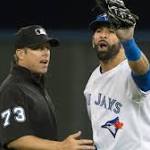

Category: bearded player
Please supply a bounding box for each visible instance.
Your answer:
[84,1,150,149]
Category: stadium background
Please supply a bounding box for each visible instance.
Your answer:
[0,0,149,140]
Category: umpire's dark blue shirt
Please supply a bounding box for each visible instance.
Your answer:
[0,65,57,148]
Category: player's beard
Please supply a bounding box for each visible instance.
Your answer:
[95,42,121,61]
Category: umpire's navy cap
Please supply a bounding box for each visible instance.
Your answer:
[89,13,111,31]
[15,25,60,49]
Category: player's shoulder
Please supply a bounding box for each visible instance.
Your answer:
[84,65,100,90]
[110,59,131,76]
[89,60,129,79]
[119,59,130,70]
[88,65,100,80]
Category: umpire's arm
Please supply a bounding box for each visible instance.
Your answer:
[7,132,95,150]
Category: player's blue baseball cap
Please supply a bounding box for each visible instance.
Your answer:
[89,13,111,31]
[15,25,60,49]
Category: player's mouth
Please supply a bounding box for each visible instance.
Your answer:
[97,41,108,50]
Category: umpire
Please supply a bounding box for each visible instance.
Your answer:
[0,25,95,150]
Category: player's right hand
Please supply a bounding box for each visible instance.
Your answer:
[61,131,95,150]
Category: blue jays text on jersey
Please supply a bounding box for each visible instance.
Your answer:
[86,92,123,114]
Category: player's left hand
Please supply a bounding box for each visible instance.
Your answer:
[115,26,135,41]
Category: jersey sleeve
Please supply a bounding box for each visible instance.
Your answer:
[127,74,150,102]
[84,77,92,119]
[0,84,34,147]
[84,91,91,119]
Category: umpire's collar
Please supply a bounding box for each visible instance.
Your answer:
[11,64,45,86]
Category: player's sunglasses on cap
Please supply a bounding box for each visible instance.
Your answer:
[15,25,60,49]
[89,13,111,31]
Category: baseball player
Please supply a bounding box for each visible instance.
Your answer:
[0,25,95,150]
[84,5,150,150]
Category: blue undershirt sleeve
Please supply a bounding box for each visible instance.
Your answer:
[132,70,150,91]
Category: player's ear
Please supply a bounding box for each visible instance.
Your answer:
[91,33,96,48]
[92,39,95,48]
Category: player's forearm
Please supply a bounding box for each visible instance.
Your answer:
[128,54,149,75]
[122,38,149,75]
[7,135,62,150]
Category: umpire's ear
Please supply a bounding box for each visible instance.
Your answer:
[15,48,26,61]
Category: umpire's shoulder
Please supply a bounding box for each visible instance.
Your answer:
[0,73,19,89]
[0,74,22,98]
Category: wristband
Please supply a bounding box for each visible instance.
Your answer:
[121,39,141,61]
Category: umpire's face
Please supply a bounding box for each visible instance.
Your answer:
[92,26,121,61]
[16,42,50,74]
